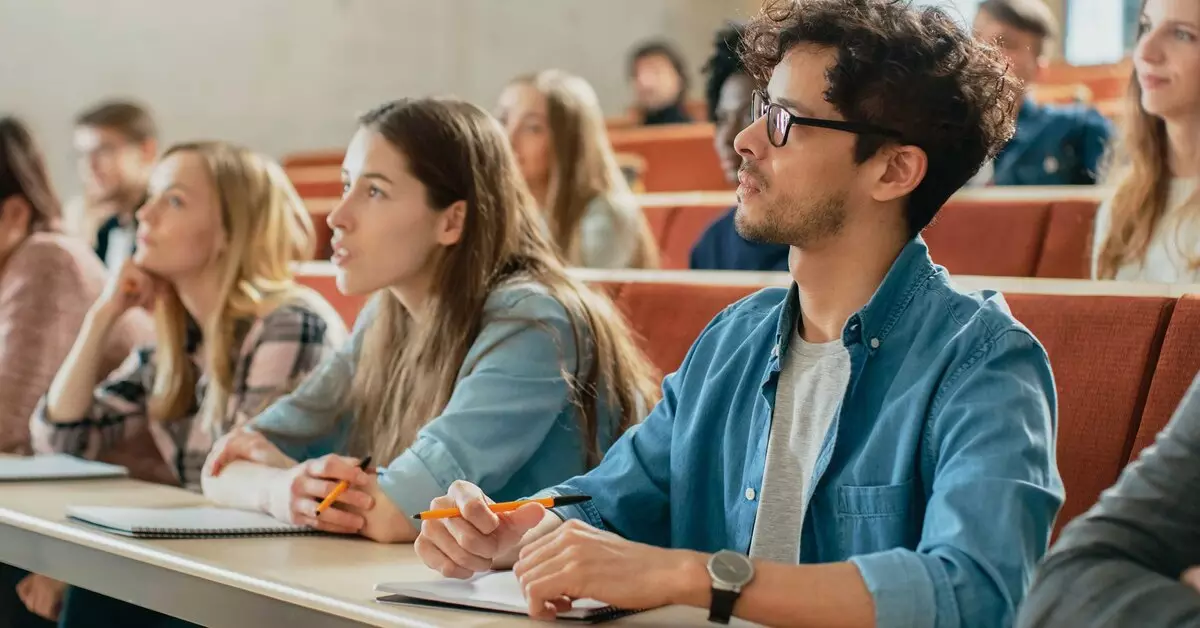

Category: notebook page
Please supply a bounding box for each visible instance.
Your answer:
[66,506,307,533]
[0,455,127,481]
[377,571,608,618]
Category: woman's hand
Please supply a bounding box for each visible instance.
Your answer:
[93,258,161,321]
[204,427,295,477]
[267,455,375,534]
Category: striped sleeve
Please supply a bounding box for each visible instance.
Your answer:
[29,347,156,459]
[225,304,340,430]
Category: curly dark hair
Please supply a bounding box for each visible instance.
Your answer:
[742,0,1020,236]
[703,22,747,122]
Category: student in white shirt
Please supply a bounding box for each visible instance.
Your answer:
[1093,0,1200,283]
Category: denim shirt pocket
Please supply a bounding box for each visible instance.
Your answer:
[836,479,920,555]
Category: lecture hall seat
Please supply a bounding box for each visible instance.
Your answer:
[1005,293,1176,535]
[922,200,1053,278]
[607,280,760,375]
[1035,200,1100,279]
[1130,294,1200,458]
[657,205,730,270]
[608,124,730,193]
[641,205,677,255]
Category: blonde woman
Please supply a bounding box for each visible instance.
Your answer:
[202,98,660,545]
[497,70,659,269]
[1093,0,1200,282]
[32,142,347,486]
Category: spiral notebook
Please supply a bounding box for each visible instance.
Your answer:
[375,571,638,623]
[66,506,319,539]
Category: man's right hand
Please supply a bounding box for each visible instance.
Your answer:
[414,480,548,579]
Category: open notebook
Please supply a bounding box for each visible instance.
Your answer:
[0,454,127,481]
[375,571,639,623]
[66,506,320,539]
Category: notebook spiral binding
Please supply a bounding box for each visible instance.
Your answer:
[125,527,326,539]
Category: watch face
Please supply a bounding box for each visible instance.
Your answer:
[709,550,754,587]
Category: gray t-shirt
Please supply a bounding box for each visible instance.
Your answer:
[748,327,850,563]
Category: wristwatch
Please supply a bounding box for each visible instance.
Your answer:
[707,550,754,624]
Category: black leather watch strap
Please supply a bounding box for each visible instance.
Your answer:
[708,587,739,624]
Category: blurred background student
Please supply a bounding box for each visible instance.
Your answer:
[498,70,659,269]
[69,101,158,268]
[629,40,693,126]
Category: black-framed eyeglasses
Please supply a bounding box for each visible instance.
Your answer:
[752,91,903,148]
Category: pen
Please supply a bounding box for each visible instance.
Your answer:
[314,456,372,516]
[411,495,592,521]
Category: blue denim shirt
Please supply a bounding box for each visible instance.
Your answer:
[993,97,1112,186]
[545,238,1064,628]
[250,282,618,519]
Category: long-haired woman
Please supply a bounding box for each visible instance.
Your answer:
[1093,0,1200,282]
[497,70,659,269]
[202,98,660,544]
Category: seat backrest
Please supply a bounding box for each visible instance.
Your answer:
[613,281,761,375]
[1034,200,1100,279]
[609,125,729,193]
[641,205,677,253]
[924,200,1052,277]
[282,150,343,168]
[1006,293,1174,536]
[1132,295,1200,458]
[658,205,731,269]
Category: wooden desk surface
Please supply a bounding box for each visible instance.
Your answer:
[0,477,754,626]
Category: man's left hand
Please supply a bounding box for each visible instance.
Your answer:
[512,519,709,620]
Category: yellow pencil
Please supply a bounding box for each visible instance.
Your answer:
[411,495,591,520]
[314,456,372,516]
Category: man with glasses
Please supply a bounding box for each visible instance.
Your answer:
[70,100,157,268]
[414,1,1063,626]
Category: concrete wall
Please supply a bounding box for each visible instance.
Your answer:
[0,0,757,198]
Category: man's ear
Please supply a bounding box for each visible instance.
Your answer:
[437,200,467,247]
[870,145,928,204]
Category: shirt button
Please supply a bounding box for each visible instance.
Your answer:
[870,338,880,349]
[745,487,756,501]
[770,346,780,358]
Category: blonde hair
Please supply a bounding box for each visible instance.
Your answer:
[148,142,317,432]
[511,70,659,269]
[345,99,660,467]
[1097,15,1200,279]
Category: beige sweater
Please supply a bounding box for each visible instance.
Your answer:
[0,232,153,454]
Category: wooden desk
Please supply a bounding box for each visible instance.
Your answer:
[0,478,755,627]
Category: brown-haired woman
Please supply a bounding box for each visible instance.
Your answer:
[0,118,154,628]
[202,98,660,544]
[0,117,153,457]
[1093,0,1200,282]
[497,70,659,269]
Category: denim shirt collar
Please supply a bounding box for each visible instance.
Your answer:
[773,237,939,358]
